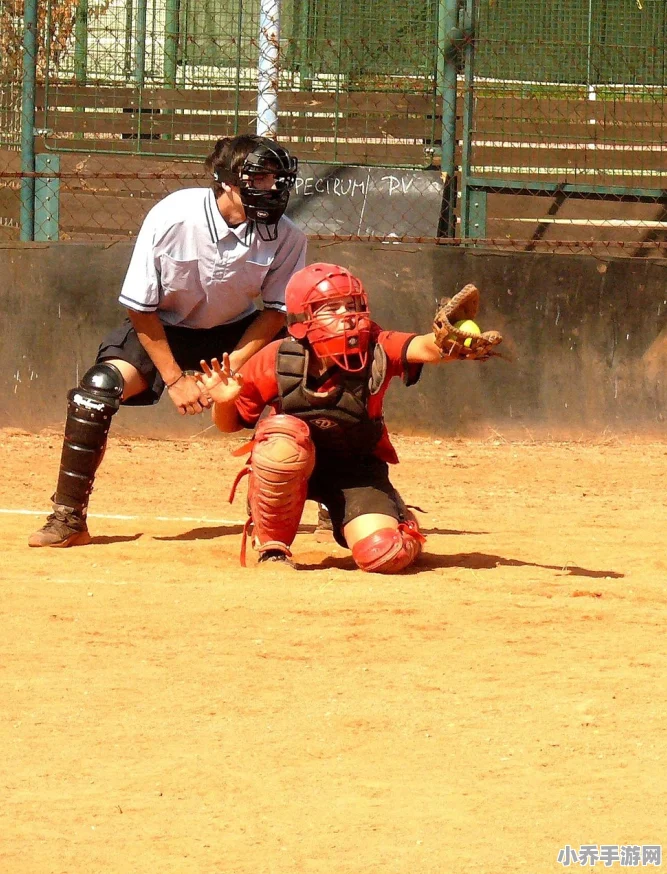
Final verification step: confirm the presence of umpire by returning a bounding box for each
[29,134,306,548]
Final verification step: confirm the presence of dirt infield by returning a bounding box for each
[2,428,666,874]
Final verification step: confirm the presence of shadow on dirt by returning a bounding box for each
[418,551,624,579]
[420,527,487,536]
[90,533,143,545]
[147,531,621,580]
[154,525,244,541]
[298,555,358,572]
[152,523,485,544]
[299,551,623,579]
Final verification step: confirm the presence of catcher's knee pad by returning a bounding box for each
[351,520,426,574]
[55,363,123,509]
[248,414,315,557]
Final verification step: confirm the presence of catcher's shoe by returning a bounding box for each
[314,503,334,543]
[257,549,296,568]
[28,505,92,548]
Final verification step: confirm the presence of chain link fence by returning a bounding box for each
[462,0,667,255]
[1,0,666,254]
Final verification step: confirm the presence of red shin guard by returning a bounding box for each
[238,415,315,563]
[351,520,426,574]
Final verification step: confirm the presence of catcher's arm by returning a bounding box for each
[406,331,465,363]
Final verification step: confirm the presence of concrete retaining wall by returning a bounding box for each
[1,240,666,438]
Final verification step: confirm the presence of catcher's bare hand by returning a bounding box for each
[167,372,211,416]
[197,353,244,405]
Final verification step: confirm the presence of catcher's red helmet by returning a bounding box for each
[285,263,371,372]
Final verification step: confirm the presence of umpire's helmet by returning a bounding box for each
[211,136,297,241]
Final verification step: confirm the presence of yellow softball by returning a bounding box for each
[453,319,481,348]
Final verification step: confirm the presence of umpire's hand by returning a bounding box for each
[166,373,211,415]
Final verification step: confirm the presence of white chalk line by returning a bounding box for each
[0,508,248,525]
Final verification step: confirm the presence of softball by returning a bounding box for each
[453,319,481,348]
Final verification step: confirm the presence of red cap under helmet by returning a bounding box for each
[285,263,371,372]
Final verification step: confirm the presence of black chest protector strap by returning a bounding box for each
[275,339,387,456]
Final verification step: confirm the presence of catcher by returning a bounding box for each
[198,263,502,572]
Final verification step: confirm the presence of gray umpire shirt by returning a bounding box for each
[119,187,307,329]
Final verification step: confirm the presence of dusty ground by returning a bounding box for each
[1,428,666,874]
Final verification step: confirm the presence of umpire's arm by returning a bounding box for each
[228,309,286,373]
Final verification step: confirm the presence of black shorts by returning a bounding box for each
[96,314,258,406]
[307,454,409,547]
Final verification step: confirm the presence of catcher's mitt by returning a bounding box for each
[433,283,503,360]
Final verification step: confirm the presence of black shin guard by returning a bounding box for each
[54,363,123,510]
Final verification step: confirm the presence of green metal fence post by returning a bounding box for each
[459,0,475,240]
[436,0,461,238]
[465,188,487,239]
[135,0,148,87]
[164,0,180,86]
[34,154,60,242]
[74,0,89,83]
[134,0,148,142]
[298,0,313,89]
[233,0,243,131]
[124,0,134,79]
[20,0,38,242]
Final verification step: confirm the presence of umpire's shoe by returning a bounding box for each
[28,504,92,548]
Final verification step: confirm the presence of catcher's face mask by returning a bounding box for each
[215,139,297,241]
[286,263,371,372]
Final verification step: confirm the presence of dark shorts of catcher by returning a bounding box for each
[307,454,409,548]
[96,314,259,406]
